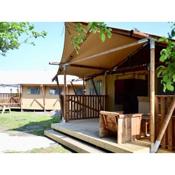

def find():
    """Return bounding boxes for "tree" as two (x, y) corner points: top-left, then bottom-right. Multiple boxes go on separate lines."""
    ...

(71, 22), (112, 53)
(0, 22), (47, 56)
(157, 23), (175, 92)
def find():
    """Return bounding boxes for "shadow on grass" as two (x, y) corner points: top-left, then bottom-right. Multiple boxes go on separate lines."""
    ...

(12, 116), (61, 136)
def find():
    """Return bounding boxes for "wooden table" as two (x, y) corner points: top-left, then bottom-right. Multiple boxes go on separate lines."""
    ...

(0, 103), (11, 114)
(99, 111), (142, 144)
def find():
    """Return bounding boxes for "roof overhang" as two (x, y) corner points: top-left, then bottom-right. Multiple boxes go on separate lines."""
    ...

(57, 23), (154, 78)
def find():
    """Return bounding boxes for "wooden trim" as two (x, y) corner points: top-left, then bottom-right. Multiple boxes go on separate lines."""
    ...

(150, 39), (155, 143)
(70, 81), (77, 95)
(91, 79), (98, 96)
(31, 98), (44, 109)
(111, 42), (148, 71)
(69, 64), (107, 70)
(83, 78), (85, 95)
(85, 70), (148, 81)
(63, 65), (67, 121)
(41, 85), (46, 111)
(55, 76), (64, 116)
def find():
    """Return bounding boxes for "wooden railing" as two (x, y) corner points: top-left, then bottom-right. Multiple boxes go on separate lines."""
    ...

(155, 95), (175, 151)
(63, 95), (106, 121)
(0, 93), (21, 107)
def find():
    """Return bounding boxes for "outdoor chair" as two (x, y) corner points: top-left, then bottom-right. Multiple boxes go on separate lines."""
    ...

(99, 111), (142, 144)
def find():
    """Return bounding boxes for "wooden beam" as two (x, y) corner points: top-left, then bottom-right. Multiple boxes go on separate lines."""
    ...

(151, 97), (175, 153)
(63, 65), (67, 122)
(104, 72), (107, 110)
(70, 64), (107, 70)
(20, 85), (23, 111)
(111, 42), (148, 71)
(55, 75), (64, 117)
(91, 79), (98, 96)
(41, 85), (46, 111)
(70, 81), (77, 95)
(150, 39), (155, 143)
(83, 77), (86, 95)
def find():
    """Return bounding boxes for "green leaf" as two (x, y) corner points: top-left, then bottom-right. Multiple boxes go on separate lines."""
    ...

(173, 74), (175, 82)
(166, 83), (174, 91)
(100, 32), (106, 42)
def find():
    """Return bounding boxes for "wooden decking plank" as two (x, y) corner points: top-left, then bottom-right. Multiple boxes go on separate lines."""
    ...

(44, 129), (106, 153)
(51, 121), (150, 153)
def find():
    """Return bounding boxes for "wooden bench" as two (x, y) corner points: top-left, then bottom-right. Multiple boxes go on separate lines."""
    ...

(99, 111), (142, 144)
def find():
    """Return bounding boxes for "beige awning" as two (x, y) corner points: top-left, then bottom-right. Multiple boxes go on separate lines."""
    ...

(58, 23), (150, 78)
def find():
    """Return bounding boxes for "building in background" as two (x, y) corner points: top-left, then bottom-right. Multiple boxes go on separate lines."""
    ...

(0, 70), (83, 111)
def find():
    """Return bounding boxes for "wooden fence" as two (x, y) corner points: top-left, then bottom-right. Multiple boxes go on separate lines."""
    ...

(64, 95), (106, 121)
(0, 93), (21, 107)
(155, 95), (175, 151)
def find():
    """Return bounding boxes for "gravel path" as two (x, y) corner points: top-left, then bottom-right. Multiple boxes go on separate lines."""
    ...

(0, 131), (67, 153)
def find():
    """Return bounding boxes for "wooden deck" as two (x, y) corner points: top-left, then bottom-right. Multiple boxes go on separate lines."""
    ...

(48, 119), (151, 153)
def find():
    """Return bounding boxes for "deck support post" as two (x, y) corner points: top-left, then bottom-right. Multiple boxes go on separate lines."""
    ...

(63, 65), (67, 122)
(83, 77), (86, 95)
(41, 84), (46, 112)
(20, 85), (23, 112)
(104, 72), (107, 110)
(150, 39), (155, 144)
(55, 75), (63, 118)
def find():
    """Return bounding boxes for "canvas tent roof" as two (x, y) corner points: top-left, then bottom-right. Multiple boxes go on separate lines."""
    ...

(57, 23), (163, 78)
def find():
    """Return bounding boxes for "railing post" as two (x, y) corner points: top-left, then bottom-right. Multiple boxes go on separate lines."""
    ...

(104, 72), (107, 110)
(63, 65), (67, 122)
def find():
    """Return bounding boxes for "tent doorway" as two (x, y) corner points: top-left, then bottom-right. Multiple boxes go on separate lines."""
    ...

(115, 79), (148, 114)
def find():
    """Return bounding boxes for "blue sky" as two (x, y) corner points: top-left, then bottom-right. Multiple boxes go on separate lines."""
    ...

(0, 22), (172, 72)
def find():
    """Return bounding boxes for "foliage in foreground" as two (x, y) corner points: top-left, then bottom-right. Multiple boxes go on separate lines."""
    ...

(0, 22), (47, 56)
(71, 22), (112, 53)
(157, 24), (175, 92)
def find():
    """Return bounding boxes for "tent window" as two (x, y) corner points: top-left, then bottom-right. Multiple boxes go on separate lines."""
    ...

(49, 88), (62, 95)
(28, 87), (40, 95)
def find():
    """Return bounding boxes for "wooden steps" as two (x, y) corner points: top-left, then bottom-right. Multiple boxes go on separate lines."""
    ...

(44, 129), (106, 153)
(50, 123), (150, 153)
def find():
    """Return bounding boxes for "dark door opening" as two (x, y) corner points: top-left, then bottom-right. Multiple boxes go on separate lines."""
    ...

(115, 79), (148, 114)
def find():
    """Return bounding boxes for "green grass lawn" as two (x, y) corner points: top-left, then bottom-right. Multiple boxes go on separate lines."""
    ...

(0, 112), (60, 135)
